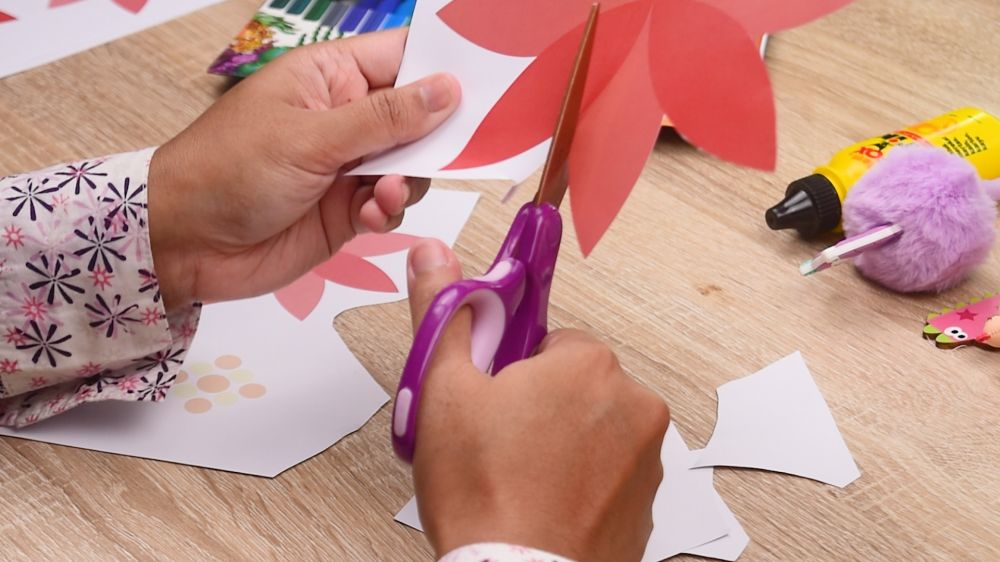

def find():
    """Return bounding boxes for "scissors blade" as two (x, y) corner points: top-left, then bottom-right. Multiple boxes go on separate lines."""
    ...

(533, 3), (599, 209)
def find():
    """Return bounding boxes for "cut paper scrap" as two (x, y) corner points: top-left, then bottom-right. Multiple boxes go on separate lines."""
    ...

(684, 490), (750, 562)
(641, 424), (734, 562)
(0, 10), (13, 22)
(923, 292), (1000, 349)
(0, 0), (222, 79)
(0, 189), (479, 477)
(395, 423), (741, 561)
(274, 232), (422, 321)
(355, 0), (855, 255)
(692, 352), (861, 488)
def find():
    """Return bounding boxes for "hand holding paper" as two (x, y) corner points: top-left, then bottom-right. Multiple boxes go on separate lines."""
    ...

(147, 29), (461, 310)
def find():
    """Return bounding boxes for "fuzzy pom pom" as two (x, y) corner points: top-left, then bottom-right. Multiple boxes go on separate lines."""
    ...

(843, 145), (997, 293)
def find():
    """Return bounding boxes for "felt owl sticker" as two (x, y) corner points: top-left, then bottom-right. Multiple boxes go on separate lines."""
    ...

(923, 292), (1000, 348)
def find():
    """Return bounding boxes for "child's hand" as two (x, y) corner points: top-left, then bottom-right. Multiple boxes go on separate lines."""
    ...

(405, 239), (670, 562)
(147, 29), (460, 310)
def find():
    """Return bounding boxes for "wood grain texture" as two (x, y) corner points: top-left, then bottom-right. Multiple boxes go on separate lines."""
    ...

(1, 0), (998, 559)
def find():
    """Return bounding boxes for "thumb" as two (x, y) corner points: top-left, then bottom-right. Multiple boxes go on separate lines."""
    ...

(407, 239), (473, 368)
(326, 73), (461, 165)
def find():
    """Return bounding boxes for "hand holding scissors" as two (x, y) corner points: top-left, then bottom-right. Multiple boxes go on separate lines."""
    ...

(391, 5), (601, 463)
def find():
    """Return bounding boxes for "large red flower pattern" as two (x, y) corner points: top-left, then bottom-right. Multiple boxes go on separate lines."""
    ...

(438, 0), (853, 254)
(274, 233), (422, 321)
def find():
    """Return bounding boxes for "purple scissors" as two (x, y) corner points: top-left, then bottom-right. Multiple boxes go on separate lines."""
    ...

(391, 5), (600, 463)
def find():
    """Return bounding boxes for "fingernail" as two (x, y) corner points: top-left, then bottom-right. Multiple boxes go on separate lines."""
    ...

(420, 74), (455, 113)
(399, 181), (411, 208)
(409, 240), (448, 276)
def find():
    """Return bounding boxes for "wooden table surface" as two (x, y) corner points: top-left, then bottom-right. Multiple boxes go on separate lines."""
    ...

(1, 0), (998, 560)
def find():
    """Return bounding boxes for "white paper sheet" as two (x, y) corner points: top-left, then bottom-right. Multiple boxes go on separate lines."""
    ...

(0, 0), (225, 79)
(0, 189), (479, 477)
(350, 0), (548, 182)
(692, 352), (861, 488)
(394, 423), (735, 561)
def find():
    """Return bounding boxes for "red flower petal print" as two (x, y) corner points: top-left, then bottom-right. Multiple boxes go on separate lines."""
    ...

(570, 21), (664, 256)
(274, 272), (326, 321)
(50, 0), (148, 11)
(274, 233), (422, 319)
(700, 0), (855, 35)
(0, 11), (15, 23)
(438, 0), (852, 252)
(342, 232), (422, 257)
(649, 0), (776, 169)
(111, 0), (149, 13)
(438, 0), (634, 57)
(444, 1), (650, 171)
(314, 252), (399, 293)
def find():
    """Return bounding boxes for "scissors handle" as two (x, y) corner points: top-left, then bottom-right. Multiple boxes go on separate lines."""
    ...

(392, 203), (563, 462)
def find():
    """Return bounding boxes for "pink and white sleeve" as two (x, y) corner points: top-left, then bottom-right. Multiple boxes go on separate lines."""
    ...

(0, 148), (199, 427)
(438, 543), (576, 562)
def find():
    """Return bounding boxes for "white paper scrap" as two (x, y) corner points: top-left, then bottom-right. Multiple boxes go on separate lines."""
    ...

(692, 352), (861, 488)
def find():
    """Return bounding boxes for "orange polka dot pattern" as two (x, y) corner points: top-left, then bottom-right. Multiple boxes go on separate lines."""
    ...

(170, 355), (267, 414)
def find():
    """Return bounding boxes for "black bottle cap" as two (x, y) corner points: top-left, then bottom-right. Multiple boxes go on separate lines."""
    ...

(764, 174), (843, 237)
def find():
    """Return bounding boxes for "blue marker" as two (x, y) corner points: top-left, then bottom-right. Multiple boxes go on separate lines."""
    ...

(383, 0), (415, 29)
(360, 0), (400, 33)
(340, 0), (378, 35)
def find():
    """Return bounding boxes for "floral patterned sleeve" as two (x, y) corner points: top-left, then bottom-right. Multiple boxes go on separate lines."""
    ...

(0, 148), (199, 427)
(439, 543), (575, 562)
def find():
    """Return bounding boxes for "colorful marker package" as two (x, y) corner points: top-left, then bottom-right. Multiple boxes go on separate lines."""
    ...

(209, 0), (416, 77)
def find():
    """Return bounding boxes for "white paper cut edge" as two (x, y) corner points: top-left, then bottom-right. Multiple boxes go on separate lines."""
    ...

(395, 423), (731, 561)
(0, 310), (388, 478)
(683, 483), (750, 561)
(691, 352), (861, 488)
(396, 496), (422, 531)
(0, 0), (224, 79)
(350, 0), (549, 182)
(0, 189), (479, 478)
(641, 424), (729, 562)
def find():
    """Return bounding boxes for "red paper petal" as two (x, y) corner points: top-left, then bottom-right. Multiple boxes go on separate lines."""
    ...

(444, 1), (651, 171)
(49, 0), (83, 7)
(569, 21), (664, 256)
(649, 0), (776, 170)
(342, 232), (422, 257)
(314, 252), (398, 293)
(274, 272), (325, 321)
(700, 0), (854, 35)
(438, 0), (636, 57)
(111, 0), (149, 13)
(0, 11), (15, 23)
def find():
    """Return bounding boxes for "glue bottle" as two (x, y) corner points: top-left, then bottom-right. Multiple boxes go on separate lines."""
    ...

(765, 107), (1000, 237)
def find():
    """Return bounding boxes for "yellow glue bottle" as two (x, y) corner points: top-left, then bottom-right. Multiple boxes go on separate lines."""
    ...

(766, 107), (1000, 236)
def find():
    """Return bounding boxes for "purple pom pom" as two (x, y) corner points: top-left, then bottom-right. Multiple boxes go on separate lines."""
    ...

(843, 145), (997, 293)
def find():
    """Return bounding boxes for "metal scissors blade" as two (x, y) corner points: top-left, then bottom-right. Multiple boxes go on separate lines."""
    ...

(533, 3), (600, 209)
